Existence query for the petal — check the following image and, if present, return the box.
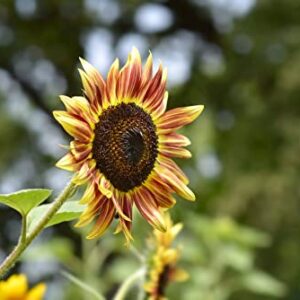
[139,63,164,103]
[143,66,167,110]
[151,189,176,208]
[106,58,120,106]
[159,145,192,159]
[157,156,189,185]
[133,187,166,232]
[78,69,95,104]
[145,178,176,208]
[170,268,189,282]
[53,111,93,142]
[141,51,153,88]
[163,248,179,264]
[159,132,191,147]
[3,274,28,298]
[114,193,133,245]
[79,181,97,204]
[26,283,46,300]
[76,194,106,227]
[56,152,81,171]
[98,174,113,198]
[80,59,109,113]
[150,91,168,120]
[157,105,204,133]
[86,199,115,239]
[146,173,174,195]
[155,166,195,201]
[116,47,142,100]
[70,141,92,161]
[59,95,97,126]
[171,223,183,239]
[72,160,96,185]
[111,191,131,222]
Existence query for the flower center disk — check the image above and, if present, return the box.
[92,103,158,192]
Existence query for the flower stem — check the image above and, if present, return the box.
[113,268,146,300]
[0,180,76,278]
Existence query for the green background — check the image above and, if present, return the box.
[0,0,299,299]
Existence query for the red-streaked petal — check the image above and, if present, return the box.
[158,156,189,185]
[151,189,176,208]
[106,58,119,106]
[98,174,113,198]
[86,199,115,239]
[70,141,92,161]
[147,173,174,194]
[159,132,191,147]
[114,193,134,245]
[75,194,105,227]
[78,70,102,113]
[72,160,96,185]
[53,111,93,142]
[71,96,98,127]
[159,145,192,159]
[143,66,167,111]
[59,95,97,126]
[117,47,142,100]
[80,57,106,92]
[141,51,153,89]
[150,91,168,120]
[55,152,81,171]
[140,63,164,103]
[145,177,176,208]
[157,105,204,133]
[155,166,195,201]
[79,58,109,112]
[78,69,95,104]
[133,187,166,231]
[79,181,97,204]
[111,191,131,222]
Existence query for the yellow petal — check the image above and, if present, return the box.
[87,200,115,239]
[53,111,92,142]
[106,58,119,106]
[159,145,192,159]
[26,283,46,300]
[111,193,131,222]
[98,175,113,198]
[157,105,204,133]
[155,166,195,201]
[133,188,166,232]
[171,268,189,282]
[55,153,80,172]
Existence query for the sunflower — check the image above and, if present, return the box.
[144,213,188,300]
[0,274,46,300]
[54,48,204,243]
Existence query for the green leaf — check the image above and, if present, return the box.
[0,189,52,216]
[27,201,85,233]
[241,270,287,297]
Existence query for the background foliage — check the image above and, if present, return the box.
[0,0,299,299]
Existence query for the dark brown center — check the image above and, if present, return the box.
[92,103,158,192]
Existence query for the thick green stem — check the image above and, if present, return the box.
[113,268,146,300]
[0,180,76,278]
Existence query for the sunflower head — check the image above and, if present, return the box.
[0,274,46,300]
[144,213,188,300]
[54,47,204,243]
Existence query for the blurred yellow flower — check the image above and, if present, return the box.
[144,213,188,300]
[0,274,46,300]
